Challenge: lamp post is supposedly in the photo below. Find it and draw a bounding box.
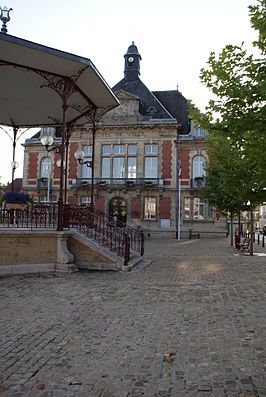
[11,160,19,191]
[41,128,65,230]
[75,147,93,209]
[0,6,12,33]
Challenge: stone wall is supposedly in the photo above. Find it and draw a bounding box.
[0,231,57,265]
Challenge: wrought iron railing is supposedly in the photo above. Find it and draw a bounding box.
[64,205,144,264]
[0,204,58,229]
[191,177,206,189]
[0,204,144,266]
[74,177,164,188]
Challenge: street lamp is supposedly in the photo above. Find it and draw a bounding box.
[40,129,61,152]
[74,149,92,168]
[0,6,12,33]
[11,160,19,191]
[75,148,94,209]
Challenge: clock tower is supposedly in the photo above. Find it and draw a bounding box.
[124,42,141,81]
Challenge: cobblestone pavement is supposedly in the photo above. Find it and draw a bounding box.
[0,238,265,397]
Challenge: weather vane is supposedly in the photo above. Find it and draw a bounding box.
[0,6,12,33]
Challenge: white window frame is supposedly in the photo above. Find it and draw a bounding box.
[192,155,206,179]
[40,157,52,178]
[128,157,137,179]
[145,144,158,155]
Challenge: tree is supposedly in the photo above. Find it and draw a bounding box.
[190,0,266,255]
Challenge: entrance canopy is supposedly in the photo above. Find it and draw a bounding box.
[0,33,119,128]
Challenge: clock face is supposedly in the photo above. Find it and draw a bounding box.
[128,56,134,63]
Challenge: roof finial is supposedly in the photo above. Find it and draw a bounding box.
[132,41,134,45]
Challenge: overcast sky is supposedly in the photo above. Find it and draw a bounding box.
[0,0,258,185]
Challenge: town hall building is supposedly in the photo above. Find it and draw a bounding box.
[22,42,226,237]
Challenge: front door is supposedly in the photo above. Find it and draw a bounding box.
[109,197,127,225]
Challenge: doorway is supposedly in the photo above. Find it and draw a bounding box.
[109,197,127,224]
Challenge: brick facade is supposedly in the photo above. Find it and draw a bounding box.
[179,148,190,179]
[131,197,141,219]
[69,142,78,179]
[53,153,61,180]
[162,140,172,179]
[28,153,38,179]
[159,197,171,219]
[95,196,105,215]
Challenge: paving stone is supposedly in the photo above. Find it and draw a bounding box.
[0,238,265,396]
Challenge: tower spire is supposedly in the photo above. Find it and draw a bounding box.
[124,42,141,81]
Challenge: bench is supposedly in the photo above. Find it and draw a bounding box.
[189,230,200,240]
[239,238,250,252]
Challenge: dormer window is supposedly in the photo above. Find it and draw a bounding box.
[147,107,157,117]
[42,127,55,136]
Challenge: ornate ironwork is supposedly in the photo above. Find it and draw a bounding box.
[36,66,89,102]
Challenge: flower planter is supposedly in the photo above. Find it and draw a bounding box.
[3,202,29,210]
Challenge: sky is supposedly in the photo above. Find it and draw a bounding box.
[0,0,258,185]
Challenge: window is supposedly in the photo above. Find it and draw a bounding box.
[113,145,125,154]
[194,198,204,220]
[82,146,92,178]
[145,144,158,155]
[101,144,137,179]
[81,196,91,205]
[82,163,92,179]
[192,155,206,179]
[128,157,136,178]
[43,127,54,135]
[184,197,191,220]
[128,145,137,155]
[194,124,205,137]
[103,145,111,155]
[184,197,214,221]
[183,197,214,221]
[83,145,92,155]
[40,157,52,178]
[102,157,111,179]
[144,197,157,220]
[145,157,158,178]
[113,157,125,178]
[39,195,48,203]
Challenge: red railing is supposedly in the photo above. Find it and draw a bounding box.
[0,204,57,229]
[0,204,144,266]
[64,205,144,264]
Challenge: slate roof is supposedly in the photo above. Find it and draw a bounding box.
[24,128,62,144]
[152,90,190,133]
[113,78,174,120]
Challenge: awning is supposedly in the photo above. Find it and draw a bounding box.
[0,33,119,127]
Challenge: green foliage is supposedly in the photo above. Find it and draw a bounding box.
[190,0,266,213]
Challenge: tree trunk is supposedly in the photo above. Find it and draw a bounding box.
[230,213,233,246]
[250,203,254,256]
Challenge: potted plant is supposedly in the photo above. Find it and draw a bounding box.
[2,190,34,210]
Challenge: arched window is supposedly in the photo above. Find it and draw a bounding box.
[192,155,206,179]
[40,157,52,178]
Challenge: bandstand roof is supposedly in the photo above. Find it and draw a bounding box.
[0,33,119,128]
